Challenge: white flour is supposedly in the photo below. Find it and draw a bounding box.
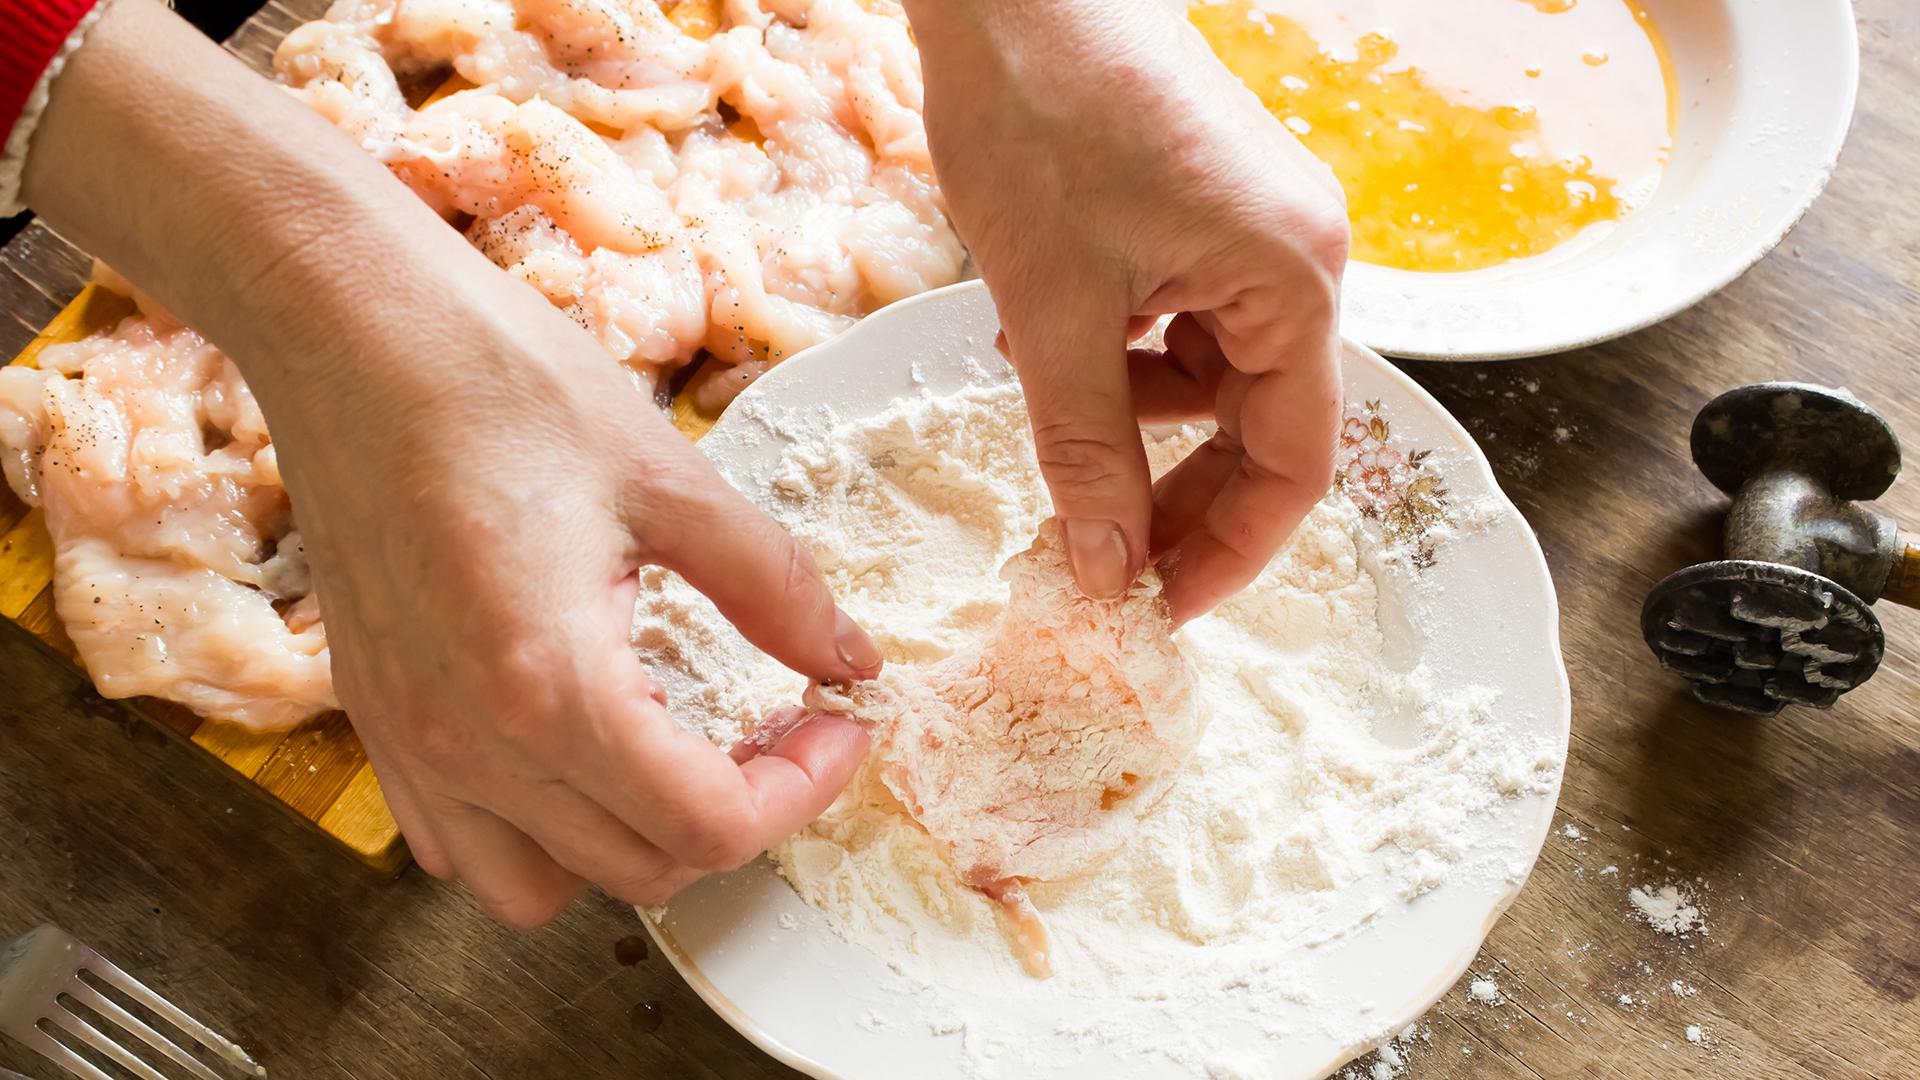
[1628,883,1706,937]
[632,382,1558,1077]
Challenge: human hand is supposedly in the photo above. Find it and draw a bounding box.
[906,0,1349,622]
[22,0,881,925]
[265,266,880,924]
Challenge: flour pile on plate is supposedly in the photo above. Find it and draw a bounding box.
[631,382,1560,1074]
[805,521,1206,976]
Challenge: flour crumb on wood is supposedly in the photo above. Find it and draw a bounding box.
[1628,883,1706,936]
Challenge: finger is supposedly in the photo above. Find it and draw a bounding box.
[639,438,881,681]
[567,657,869,871]
[361,741,455,880]
[1160,371,1340,624]
[729,705,812,764]
[1129,312,1230,424]
[434,800,586,929]
[492,781,708,907]
[734,711,870,843]
[1178,209,1344,379]
[1147,426,1243,555]
[1203,270,1342,379]
[1000,289,1152,599]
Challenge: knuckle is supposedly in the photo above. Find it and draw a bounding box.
[485,642,568,749]
[1300,203,1351,273]
[407,713,472,767]
[482,891,569,930]
[682,805,765,872]
[468,868,576,929]
[1308,156,1348,214]
[695,836,763,873]
[630,877,693,908]
[603,865,692,907]
[772,530,827,608]
[494,637,557,699]
[413,848,457,881]
[491,706,549,754]
[629,448,719,559]
[1032,422,1130,498]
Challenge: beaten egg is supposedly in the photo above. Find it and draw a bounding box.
[1192,0,1677,272]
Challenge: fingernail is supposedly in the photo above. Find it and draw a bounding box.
[1063,518,1133,599]
[833,608,883,676]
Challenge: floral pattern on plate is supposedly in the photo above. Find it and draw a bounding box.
[1335,400,1450,568]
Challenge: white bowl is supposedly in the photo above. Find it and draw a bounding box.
[1343,0,1859,359]
[643,281,1571,1079]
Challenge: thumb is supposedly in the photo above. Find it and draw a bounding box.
[1000,291,1153,599]
[638,438,882,683]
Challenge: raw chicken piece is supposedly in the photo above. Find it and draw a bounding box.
[275,0,965,402]
[53,539,334,731]
[381,92,712,379]
[807,524,1207,976]
[0,304,336,730]
[688,5,963,373]
[273,13,413,146]
[395,93,693,257]
[408,0,718,132]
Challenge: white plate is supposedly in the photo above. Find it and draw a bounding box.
[1343,0,1859,359]
[643,281,1571,1079]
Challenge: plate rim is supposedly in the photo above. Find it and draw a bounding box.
[1344,0,1861,361]
[642,279,1574,1079]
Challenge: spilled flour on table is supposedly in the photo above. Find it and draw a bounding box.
[632,381,1560,1077]
[1628,883,1707,937]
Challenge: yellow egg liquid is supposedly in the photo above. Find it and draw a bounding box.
[1192,0,1677,272]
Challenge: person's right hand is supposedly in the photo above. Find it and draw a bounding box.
[905,0,1348,623]
[22,0,879,926]
[269,268,881,925]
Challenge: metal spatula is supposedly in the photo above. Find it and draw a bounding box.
[0,926,264,1079]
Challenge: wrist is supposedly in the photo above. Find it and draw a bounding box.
[22,1,500,407]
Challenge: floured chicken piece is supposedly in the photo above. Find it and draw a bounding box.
[274,0,964,403]
[0,293,336,730]
[806,523,1207,976]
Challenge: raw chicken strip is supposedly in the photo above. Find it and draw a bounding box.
[275,0,965,403]
[807,524,1207,975]
[0,302,336,730]
[399,0,718,133]
[385,92,711,379]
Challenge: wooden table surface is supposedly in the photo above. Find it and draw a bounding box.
[2,2,1916,1077]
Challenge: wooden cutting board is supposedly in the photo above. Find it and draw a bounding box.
[1,283,410,871]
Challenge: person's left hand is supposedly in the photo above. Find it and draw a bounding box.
[905,0,1350,622]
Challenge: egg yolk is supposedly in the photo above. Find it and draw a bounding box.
[1191,0,1676,272]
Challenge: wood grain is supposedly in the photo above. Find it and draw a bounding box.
[2,1,1917,1078]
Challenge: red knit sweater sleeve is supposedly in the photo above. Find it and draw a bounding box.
[0,0,104,149]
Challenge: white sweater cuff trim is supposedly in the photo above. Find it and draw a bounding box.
[0,0,118,218]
